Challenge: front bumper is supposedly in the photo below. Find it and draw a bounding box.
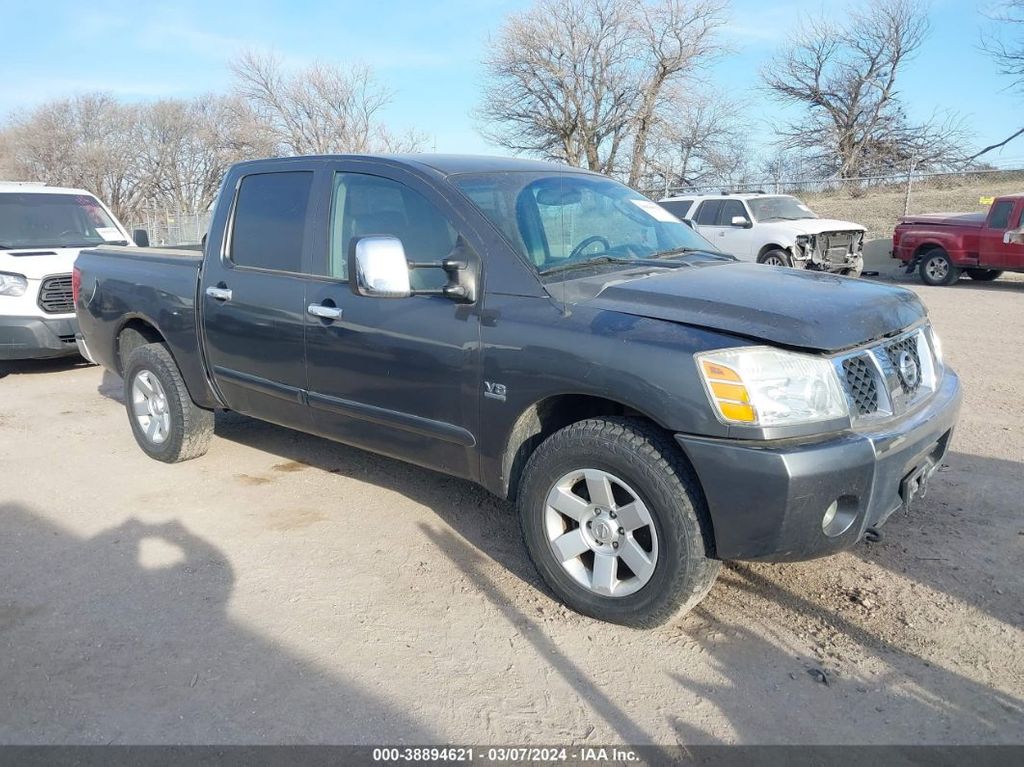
[0,315,81,360]
[677,369,962,561]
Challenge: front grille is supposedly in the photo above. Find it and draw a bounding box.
[835,327,937,422]
[885,335,922,395]
[842,356,879,415]
[37,275,74,314]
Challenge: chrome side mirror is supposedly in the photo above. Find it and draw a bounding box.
[348,236,412,298]
[1004,228,1024,245]
[731,216,752,228]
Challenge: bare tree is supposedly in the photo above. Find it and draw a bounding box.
[762,0,967,179]
[1,93,152,221]
[975,0,1024,159]
[478,0,728,183]
[640,86,748,193]
[478,0,638,173]
[626,0,727,187]
[231,50,426,156]
[139,96,271,214]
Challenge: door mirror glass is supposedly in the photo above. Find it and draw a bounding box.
[133,228,150,248]
[349,236,412,298]
[731,216,751,228]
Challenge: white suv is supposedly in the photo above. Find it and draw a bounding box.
[1,183,133,362]
[658,192,865,276]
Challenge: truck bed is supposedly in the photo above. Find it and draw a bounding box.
[82,245,204,264]
[75,244,216,408]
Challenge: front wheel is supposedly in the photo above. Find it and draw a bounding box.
[965,268,1003,282]
[919,249,960,286]
[758,249,793,267]
[123,343,214,463]
[517,417,719,628]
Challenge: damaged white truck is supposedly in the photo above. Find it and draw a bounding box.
[657,192,866,277]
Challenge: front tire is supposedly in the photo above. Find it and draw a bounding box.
[517,417,719,628]
[758,249,793,267]
[965,268,1003,282]
[123,343,214,463]
[919,249,960,286]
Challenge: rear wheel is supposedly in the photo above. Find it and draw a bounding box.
[758,249,792,267]
[919,249,960,286]
[517,417,719,628]
[965,268,1003,282]
[123,343,214,463]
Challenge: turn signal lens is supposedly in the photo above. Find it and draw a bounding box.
[700,359,755,423]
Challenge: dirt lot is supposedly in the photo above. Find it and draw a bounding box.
[1,274,1022,746]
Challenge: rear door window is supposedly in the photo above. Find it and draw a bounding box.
[694,200,723,226]
[229,171,314,272]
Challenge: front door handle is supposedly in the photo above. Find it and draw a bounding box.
[206,286,232,301]
[307,303,343,320]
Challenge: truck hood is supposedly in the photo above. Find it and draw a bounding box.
[580,261,926,353]
[0,247,84,280]
[898,212,986,228]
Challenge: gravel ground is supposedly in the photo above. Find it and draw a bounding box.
[1,274,1022,746]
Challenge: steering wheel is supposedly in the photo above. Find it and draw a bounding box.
[568,235,611,261]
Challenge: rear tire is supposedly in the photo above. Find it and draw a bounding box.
[965,268,1003,282]
[919,249,960,286]
[517,417,720,628]
[123,343,213,463]
[758,249,793,267]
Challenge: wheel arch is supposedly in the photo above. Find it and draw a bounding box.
[114,314,168,375]
[757,242,787,260]
[499,393,707,514]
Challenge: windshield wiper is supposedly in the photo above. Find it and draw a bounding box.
[538,256,636,275]
[648,246,707,259]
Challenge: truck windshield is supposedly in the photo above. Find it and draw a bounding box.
[0,192,125,249]
[451,171,719,277]
[746,195,818,222]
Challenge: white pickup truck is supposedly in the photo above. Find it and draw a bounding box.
[0,182,134,363]
[658,192,866,277]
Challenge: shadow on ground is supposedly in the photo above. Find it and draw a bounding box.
[0,357,90,379]
[210,412,1024,744]
[0,502,435,744]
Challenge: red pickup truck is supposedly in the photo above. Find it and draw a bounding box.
[893,194,1024,285]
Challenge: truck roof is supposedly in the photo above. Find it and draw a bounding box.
[230,154,601,177]
[0,181,96,196]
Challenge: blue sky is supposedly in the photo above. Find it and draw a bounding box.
[2,0,1021,166]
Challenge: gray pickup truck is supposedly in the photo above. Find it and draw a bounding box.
[74,155,961,627]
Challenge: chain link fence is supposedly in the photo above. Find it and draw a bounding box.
[670,163,1024,239]
[127,210,212,247]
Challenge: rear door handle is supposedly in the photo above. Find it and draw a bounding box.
[206,286,232,301]
[307,303,343,320]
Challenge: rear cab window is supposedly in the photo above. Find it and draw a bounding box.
[228,171,314,273]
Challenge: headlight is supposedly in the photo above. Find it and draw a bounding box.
[0,271,28,297]
[696,347,849,427]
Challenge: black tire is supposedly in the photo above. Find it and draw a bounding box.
[757,248,793,267]
[965,268,1003,282]
[517,417,720,628]
[918,249,960,286]
[123,343,214,463]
